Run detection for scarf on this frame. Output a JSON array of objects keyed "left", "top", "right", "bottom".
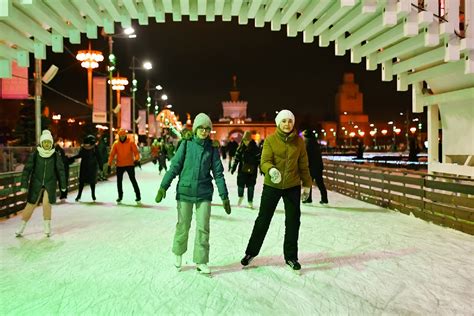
[{"left": 37, "top": 146, "right": 55, "bottom": 158}]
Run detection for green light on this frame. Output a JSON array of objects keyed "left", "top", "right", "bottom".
[
  {"left": 132, "top": 79, "right": 137, "bottom": 87},
  {"left": 109, "top": 54, "right": 115, "bottom": 62},
  {"left": 147, "top": 96, "right": 151, "bottom": 103}
]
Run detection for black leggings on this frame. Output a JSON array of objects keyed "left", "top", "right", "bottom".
[
  {"left": 76, "top": 182, "right": 96, "bottom": 200},
  {"left": 116, "top": 165, "right": 141, "bottom": 199}
]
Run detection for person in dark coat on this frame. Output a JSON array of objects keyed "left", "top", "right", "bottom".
[
  {"left": 55, "top": 137, "right": 71, "bottom": 199},
  {"left": 157, "top": 138, "right": 168, "bottom": 175},
  {"left": 227, "top": 138, "right": 238, "bottom": 171},
  {"left": 72, "top": 135, "right": 101, "bottom": 202},
  {"left": 231, "top": 131, "right": 260, "bottom": 209},
  {"left": 96, "top": 135, "right": 109, "bottom": 180},
  {"left": 303, "top": 129, "right": 328, "bottom": 204},
  {"left": 155, "top": 113, "right": 231, "bottom": 275},
  {"left": 16, "top": 130, "right": 67, "bottom": 237}
]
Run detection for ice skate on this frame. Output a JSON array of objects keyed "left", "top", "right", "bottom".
[
  {"left": 285, "top": 259, "right": 301, "bottom": 275},
  {"left": 135, "top": 197, "right": 142, "bottom": 205},
  {"left": 241, "top": 254, "right": 255, "bottom": 267},
  {"left": 196, "top": 264, "right": 211, "bottom": 275},
  {"left": 44, "top": 220, "right": 51, "bottom": 238},
  {"left": 248, "top": 202, "right": 254, "bottom": 209},
  {"left": 15, "top": 220, "right": 27, "bottom": 237},
  {"left": 116, "top": 197, "right": 122, "bottom": 204},
  {"left": 237, "top": 197, "right": 243, "bottom": 206},
  {"left": 175, "top": 255, "right": 182, "bottom": 271}
]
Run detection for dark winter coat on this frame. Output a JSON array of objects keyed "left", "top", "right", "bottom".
[
  {"left": 227, "top": 140, "right": 238, "bottom": 157},
  {"left": 21, "top": 150, "right": 67, "bottom": 204},
  {"left": 55, "top": 144, "right": 70, "bottom": 182},
  {"left": 260, "top": 129, "right": 312, "bottom": 190},
  {"left": 232, "top": 140, "right": 260, "bottom": 187},
  {"left": 73, "top": 144, "right": 101, "bottom": 184},
  {"left": 305, "top": 136, "right": 324, "bottom": 178},
  {"left": 97, "top": 139, "right": 108, "bottom": 165},
  {"left": 160, "top": 136, "right": 228, "bottom": 203}
]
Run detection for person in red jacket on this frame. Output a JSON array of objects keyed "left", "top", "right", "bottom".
[{"left": 108, "top": 129, "right": 141, "bottom": 203}]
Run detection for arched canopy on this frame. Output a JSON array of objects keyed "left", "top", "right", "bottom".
[{"left": 0, "top": 0, "right": 473, "bottom": 176}]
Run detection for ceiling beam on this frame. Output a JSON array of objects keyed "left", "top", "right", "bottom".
[
  {"left": 19, "top": 0, "right": 70, "bottom": 38},
  {"left": 311, "top": 0, "right": 357, "bottom": 36},
  {"left": 296, "top": 0, "right": 332, "bottom": 32},
  {"left": 280, "top": 0, "right": 304, "bottom": 25},
  {"left": 46, "top": 0, "right": 86, "bottom": 33},
  {"left": 122, "top": 0, "right": 139, "bottom": 19},
  {"left": 247, "top": 0, "right": 262, "bottom": 19},
  {"left": 0, "top": 21, "right": 35, "bottom": 52},
  {"left": 392, "top": 46, "right": 444, "bottom": 75},
  {"left": 231, "top": 0, "right": 243, "bottom": 16}
]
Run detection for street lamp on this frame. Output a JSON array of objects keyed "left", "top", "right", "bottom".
[
  {"left": 109, "top": 75, "right": 128, "bottom": 127},
  {"left": 102, "top": 27, "right": 135, "bottom": 146},
  {"left": 76, "top": 43, "right": 103, "bottom": 106},
  {"left": 130, "top": 56, "right": 152, "bottom": 137}
]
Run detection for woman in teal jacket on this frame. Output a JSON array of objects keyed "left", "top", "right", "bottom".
[
  {"left": 16, "top": 130, "right": 67, "bottom": 237},
  {"left": 155, "top": 113, "right": 231, "bottom": 275}
]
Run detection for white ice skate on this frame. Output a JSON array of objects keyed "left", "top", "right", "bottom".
[
  {"left": 175, "top": 255, "right": 182, "bottom": 271},
  {"left": 44, "top": 220, "right": 51, "bottom": 238},
  {"left": 237, "top": 197, "right": 243, "bottom": 206},
  {"left": 15, "top": 220, "right": 27, "bottom": 237},
  {"left": 196, "top": 264, "right": 211, "bottom": 275}
]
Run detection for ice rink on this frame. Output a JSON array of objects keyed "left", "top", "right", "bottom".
[{"left": 1, "top": 162, "right": 473, "bottom": 315}]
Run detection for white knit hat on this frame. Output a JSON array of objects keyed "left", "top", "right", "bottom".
[
  {"left": 192, "top": 113, "right": 212, "bottom": 133},
  {"left": 39, "top": 130, "right": 53, "bottom": 143},
  {"left": 275, "top": 109, "right": 295, "bottom": 126}
]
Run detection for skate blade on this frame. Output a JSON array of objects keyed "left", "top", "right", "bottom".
[{"left": 287, "top": 266, "right": 302, "bottom": 275}]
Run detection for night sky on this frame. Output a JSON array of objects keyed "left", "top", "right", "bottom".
[{"left": 41, "top": 16, "right": 412, "bottom": 125}]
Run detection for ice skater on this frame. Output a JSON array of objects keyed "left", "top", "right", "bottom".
[
  {"left": 240, "top": 110, "right": 312, "bottom": 273},
  {"left": 72, "top": 135, "right": 101, "bottom": 202},
  {"left": 230, "top": 131, "right": 260, "bottom": 209},
  {"left": 108, "top": 129, "right": 141, "bottom": 203},
  {"left": 15, "top": 130, "right": 67, "bottom": 237},
  {"left": 155, "top": 113, "right": 231, "bottom": 275},
  {"left": 302, "top": 129, "right": 328, "bottom": 204}
]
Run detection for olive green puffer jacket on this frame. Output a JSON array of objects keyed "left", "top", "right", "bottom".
[{"left": 260, "top": 129, "right": 312, "bottom": 189}]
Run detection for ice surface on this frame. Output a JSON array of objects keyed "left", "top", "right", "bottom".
[{"left": 1, "top": 162, "right": 473, "bottom": 315}]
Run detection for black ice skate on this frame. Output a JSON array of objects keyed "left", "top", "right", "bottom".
[
  {"left": 241, "top": 254, "right": 255, "bottom": 267},
  {"left": 285, "top": 259, "right": 301, "bottom": 275}
]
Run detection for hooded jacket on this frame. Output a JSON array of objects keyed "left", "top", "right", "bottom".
[
  {"left": 260, "top": 129, "right": 312, "bottom": 189},
  {"left": 160, "top": 135, "right": 228, "bottom": 202},
  {"left": 108, "top": 137, "right": 140, "bottom": 167}
]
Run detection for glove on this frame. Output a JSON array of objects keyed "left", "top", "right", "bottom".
[
  {"left": 301, "top": 187, "right": 311, "bottom": 202},
  {"left": 230, "top": 166, "right": 236, "bottom": 175},
  {"left": 223, "top": 199, "right": 231, "bottom": 215},
  {"left": 134, "top": 160, "right": 142, "bottom": 169},
  {"left": 268, "top": 168, "right": 282, "bottom": 184},
  {"left": 107, "top": 165, "right": 112, "bottom": 174},
  {"left": 20, "top": 188, "right": 27, "bottom": 193},
  {"left": 155, "top": 187, "right": 166, "bottom": 203},
  {"left": 59, "top": 190, "right": 67, "bottom": 199}
]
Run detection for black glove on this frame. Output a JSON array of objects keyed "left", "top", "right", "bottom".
[
  {"left": 155, "top": 187, "right": 166, "bottom": 203},
  {"left": 134, "top": 160, "right": 142, "bottom": 169},
  {"left": 107, "top": 165, "right": 112, "bottom": 174},
  {"left": 230, "top": 168, "right": 236, "bottom": 175},
  {"left": 59, "top": 190, "right": 67, "bottom": 199},
  {"left": 223, "top": 199, "right": 231, "bottom": 215}
]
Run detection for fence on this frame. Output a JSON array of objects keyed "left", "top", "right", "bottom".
[
  {"left": 323, "top": 160, "right": 474, "bottom": 235},
  {"left": 0, "top": 147, "right": 151, "bottom": 218}
]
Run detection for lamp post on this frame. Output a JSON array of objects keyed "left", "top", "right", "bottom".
[
  {"left": 130, "top": 57, "right": 152, "bottom": 138},
  {"left": 76, "top": 43, "right": 104, "bottom": 106},
  {"left": 110, "top": 75, "right": 128, "bottom": 127},
  {"left": 145, "top": 82, "right": 163, "bottom": 143},
  {"left": 102, "top": 27, "right": 135, "bottom": 146}
]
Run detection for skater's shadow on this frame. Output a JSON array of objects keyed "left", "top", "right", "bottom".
[
  {"left": 299, "top": 248, "right": 418, "bottom": 273},
  {"left": 210, "top": 248, "right": 418, "bottom": 276}
]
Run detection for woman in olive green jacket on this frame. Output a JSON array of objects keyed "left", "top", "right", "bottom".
[
  {"left": 241, "top": 110, "right": 312, "bottom": 273},
  {"left": 16, "top": 130, "right": 67, "bottom": 238}
]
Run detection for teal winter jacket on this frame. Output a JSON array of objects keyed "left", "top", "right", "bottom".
[{"left": 160, "top": 136, "right": 228, "bottom": 202}]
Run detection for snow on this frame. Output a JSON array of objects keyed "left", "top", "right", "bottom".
[{"left": 1, "top": 162, "right": 473, "bottom": 315}]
